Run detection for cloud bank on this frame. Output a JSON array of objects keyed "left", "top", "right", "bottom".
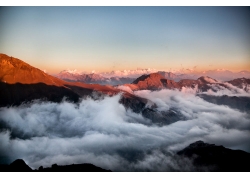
[
  {"left": 200, "top": 82, "right": 250, "bottom": 97},
  {"left": 0, "top": 89, "right": 250, "bottom": 171}
]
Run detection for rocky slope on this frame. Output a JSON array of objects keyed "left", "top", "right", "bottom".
[
  {"left": 0, "top": 54, "right": 64, "bottom": 86},
  {"left": 124, "top": 73, "right": 224, "bottom": 92},
  {"left": 0, "top": 54, "right": 182, "bottom": 126},
  {"left": 125, "top": 72, "right": 250, "bottom": 93},
  {"left": 124, "top": 73, "right": 180, "bottom": 91},
  {"left": 0, "top": 53, "right": 123, "bottom": 106},
  {"left": 226, "top": 77, "right": 250, "bottom": 91}
]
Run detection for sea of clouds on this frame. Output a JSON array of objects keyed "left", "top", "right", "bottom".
[{"left": 0, "top": 87, "right": 250, "bottom": 171}]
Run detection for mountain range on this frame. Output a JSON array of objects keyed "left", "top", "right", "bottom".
[
  {"left": 1, "top": 53, "right": 250, "bottom": 119},
  {"left": 55, "top": 70, "right": 135, "bottom": 85},
  {"left": 54, "top": 68, "right": 250, "bottom": 85},
  {"left": 0, "top": 54, "right": 185, "bottom": 126},
  {"left": 1, "top": 53, "right": 250, "bottom": 171},
  {"left": 123, "top": 72, "right": 250, "bottom": 92}
]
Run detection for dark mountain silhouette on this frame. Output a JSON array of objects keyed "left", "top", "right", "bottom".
[
  {"left": 36, "top": 163, "right": 112, "bottom": 172},
  {"left": 0, "top": 82, "right": 80, "bottom": 107},
  {"left": 177, "top": 141, "right": 250, "bottom": 172},
  {"left": 0, "top": 159, "right": 111, "bottom": 172},
  {"left": 0, "top": 159, "right": 32, "bottom": 172},
  {"left": 1, "top": 142, "right": 250, "bottom": 172}
]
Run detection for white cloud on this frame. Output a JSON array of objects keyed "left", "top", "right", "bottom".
[
  {"left": 0, "top": 90, "right": 250, "bottom": 171},
  {"left": 200, "top": 82, "right": 250, "bottom": 97}
]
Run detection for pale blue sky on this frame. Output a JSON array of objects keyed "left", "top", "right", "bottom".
[{"left": 0, "top": 7, "right": 249, "bottom": 73}]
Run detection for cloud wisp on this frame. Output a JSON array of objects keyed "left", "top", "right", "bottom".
[{"left": 200, "top": 82, "right": 250, "bottom": 97}]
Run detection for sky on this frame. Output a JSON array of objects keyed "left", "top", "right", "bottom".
[{"left": 0, "top": 6, "right": 249, "bottom": 74}]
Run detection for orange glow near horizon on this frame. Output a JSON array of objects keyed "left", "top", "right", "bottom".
[
  {"left": 1, "top": 7, "right": 249, "bottom": 75},
  {"left": 38, "top": 60, "right": 250, "bottom": 75}
]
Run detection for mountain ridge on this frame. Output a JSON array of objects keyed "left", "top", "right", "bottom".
[
  {"left": 55, "top": 70, "right": 135, "bottom": 85},
  {"left": 1, "top": 54, "right": 181, "bottom": 126},
  {"left": 124, "top": 72, "right": 250, "bottom": 93},
  {"left": 0, "top": 53, "right": 65, "bottom": 86},
  {"left": 0, "top": 159, "right": 111, "bottom": 172},
  {"left": 1, "top": 141, "right": 250, "bottom": 172}
]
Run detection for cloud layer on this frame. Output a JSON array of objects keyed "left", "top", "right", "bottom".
[
  {"left": 200, "top": 82, "right": 250, "bottom": 97},
  {"left": 0, "top": 89, "right": 250, "bottom": 171}
]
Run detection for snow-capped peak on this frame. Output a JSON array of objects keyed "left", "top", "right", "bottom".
[
  {"left": 216, "top": 68, "right": 225, "bottom": 72},
  {"left": 100, "top": 68, "right": 158, "bottom": 78},
  {"left": 60, "top": 69, "right": 81, "bottom": 75}
]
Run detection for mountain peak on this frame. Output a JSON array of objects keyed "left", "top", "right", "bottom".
[
  {"left": 132, "top": 73, "right": 164, "bottom": 84},
  {"left": 59, "top": 69, "right": 81, "bottom": 75},
  {"left": 9, "top": 159, "right": 33, "bottom": 171},
  {"left": 198, "top": 76, "right": 217, "bottom": 83},
  {"left": 0, "top": 54, "right": 65, "bottom": 86},
  {"left": 125, "top": 72, "right": 180, "bottom": 91}
]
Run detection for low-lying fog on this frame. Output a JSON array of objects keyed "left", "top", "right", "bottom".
[{"left": 0, "top": 87, "right": 250, "bottom": 171}]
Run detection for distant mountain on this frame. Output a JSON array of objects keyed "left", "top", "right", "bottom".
[
  {"left": 158, "top": 69, "right": 250, "bottom": 82},
  {"left": 197, "top": 69, "right": 250, "bottom": 81},
  {"left": 56, "top": 69, "right": 200, "bottom": 85},
  {"left": 226, "top": 77, "right": 250, "bottom": 91},
  {"left": 1, "top": 54, "right": 183, "bottom": 126},
  {"left": 56, "top": 70, "right": 108, "bottom": 83},
  {"left": 55, "top": 70, "right": 135, "bottom": 85},
  {"left": 100, "top": 68, "right": 158, "bottom": 78},
  {"left": 158, "top": 71, "right": 199, "bottom": 81},
  {"left": 124, "top": 73, "right": 250, "bottom": 112},
  {"left": 124, "top": 73, "right": 226, "bottom": 91},
  {"left": 178, "top": 76, "right": 224, "bottom": 92},
  {"left": 237, "top": 70, "right": 250, "bottom": 77},
  {"left": 177, "top": 141, "right": 250, "bottom": 171},
  {"left": 124, "top": 72, "right": 250, "bottom": 93},
  {"left": 1, "top": 53, "right": 249, "bottom": 125},
  {"left": 55, "top": 68, "right": 250, "bottom": 85},
  {"left": 99, "top": 69, "right": 197, "bottom": 81},
  {"left": 124, "top": 73, "right": 180, "bottom": 91},
  {"left": 0, "top": 54, "right": 125, "bottom": 107}
]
